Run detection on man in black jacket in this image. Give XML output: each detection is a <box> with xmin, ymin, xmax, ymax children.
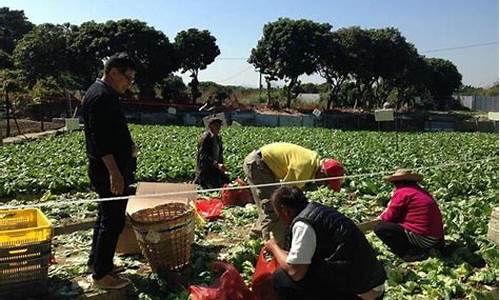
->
<box><xmin>81</xmin><ymin>53</ymin><xmax>137</xmax><ymax>289</ymax></box>
<box><xmin>194</xmin><ymin>117</ymin><xmax>228</xmax><ymax>188</ymax></box>
<box><xmin>264</xmin><ymin>187</ymin><xmax>386</xmax><ymax>300</ymax></box>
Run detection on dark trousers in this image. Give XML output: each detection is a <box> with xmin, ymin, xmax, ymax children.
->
<box><xmin>87</xmin><ymin>186</ymin><xmax>129</xmax><ymax>279</ymax></box>
<box><xmin>272</xmin><ymin>268</ymin><xmax>363</xmax><ymax>300</ymax></box>
<box><xmin>374</xmin><ymin>221</ymin><xmax>427</xmax><ymax>258</ymax></box>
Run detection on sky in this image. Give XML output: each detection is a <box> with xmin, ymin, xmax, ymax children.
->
<box><xmin>1</xmin><ymin>0</ymin><xmax>499</xmax><ymax>88</ymax></box>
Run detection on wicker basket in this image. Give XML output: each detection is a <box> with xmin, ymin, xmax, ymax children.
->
<box><xmin>129</xmin><ymin>202</ymin><xmax>194</xmax><ymax>272</ymax></box>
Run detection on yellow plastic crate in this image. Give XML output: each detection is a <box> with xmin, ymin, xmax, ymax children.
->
<box><xmin>0</xmin><ymin>209</ymin><xmax>52</xmax><ymax>248</ymax></box>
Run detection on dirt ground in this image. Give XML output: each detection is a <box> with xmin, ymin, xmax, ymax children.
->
<box><xmin>0</xmin><ymin>119</ymin><xmax>64</xmax><ymax>138</ymax></box>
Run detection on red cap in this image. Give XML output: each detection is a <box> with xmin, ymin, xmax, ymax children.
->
<box><xmin>321</xmin><ymin>159</ymin><xmax>344</xmax><ymax>192</ymax></box>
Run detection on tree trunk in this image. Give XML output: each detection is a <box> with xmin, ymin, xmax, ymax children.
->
<box><xmin>266</xmin><ymin>79</ymin><xmax>272</xmax><ymax>106</ymax></box>
<box><xmin>190</xmin><ymin>74</ymin><xmax>200</xmax><ymax>104</ymax></box>
<box><xmin>5</xmin><ymin>92</ymin><xmax>10</xmax><ymax>138</ymax></box>
<box><xmin>286</xmin><ymin>85</ymin><xmax>292</xmax><ymax>108</ymax></box>
<box><xmin>286</xmin><ymin>78</ymin><xmax>297</xmax><ymax>108</ymax></box>
<box><xmin>259</xmin><ymin>72</ymin><xmax>262</xmax><ymax>96</ymax></box>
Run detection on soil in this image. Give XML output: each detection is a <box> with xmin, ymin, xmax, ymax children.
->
<box><xmin>0</xmin><ymin>119</ymin><xmax>64</xmax><ymax>138</ymax></box>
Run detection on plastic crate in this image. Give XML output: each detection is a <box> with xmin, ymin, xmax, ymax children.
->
<box><xmin>0</xmin><ymin>208</ymin><xmax>52</xmax><ymax>248</ymax></box>
<box><xmin>0</xmin><ymin>209</ymin><xmax>52</xmax><ymax>299</ymax></box>
<box><xmin>0</xmin><ymin>252</ymin><xmax>50</xmax><ymax>299</ymax></box>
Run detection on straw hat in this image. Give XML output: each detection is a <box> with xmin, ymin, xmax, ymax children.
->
<box><xmin>207</xmin><ymin>116</ymin><xmax>223</xmax><ymax>125</ymax></box>
<box><xmin>384</xmin><ymin>169</ymin><xmax>423</xmax><ymax>183</ymax></box>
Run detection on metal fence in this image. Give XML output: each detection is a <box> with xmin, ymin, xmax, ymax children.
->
<box><xmin>455</xmin><ymin>95</ymin><xmax>499</xmax><ymax>112</ymax></box>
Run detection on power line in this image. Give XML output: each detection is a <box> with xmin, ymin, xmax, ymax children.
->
<box><xmin>421</xmin><ymin>41</ymin><xmax>498</xmax><ymax>53</ymax></box>
<box><xmin>217</xmin><ymin>66</ymin><xmax>254</xmax><ymax>83</ymax></box>
<box><xmin>214</xmin><ymin>41</ymin><xmax>499</xmax><ymax>60</ymax></box>
<box><xmin>216</xmin><ymin>57</ymin><xmax>248</xmax><ymax>60</ymax></box>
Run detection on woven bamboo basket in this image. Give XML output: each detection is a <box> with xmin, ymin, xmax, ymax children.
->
<box><xmin>129</xmin><ymin>202</ymin><xmax>194</xmax><ymax>272</ymax></box>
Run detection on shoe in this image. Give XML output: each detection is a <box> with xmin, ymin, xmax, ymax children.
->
<box><xmin>93</xmin><ymin>274</ymin><xmax>130</xmax><ymax>290</ymax></box>
<box><xmin>401</xmin><ymin>250</ymin><xmax>428</xmax><ymax>262</ymax></box>
<box><xmin>87</xmin><ymin>264</ymin><xmax>125</xmax><ymax>274</ymax></box>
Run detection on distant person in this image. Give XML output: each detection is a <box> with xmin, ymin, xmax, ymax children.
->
<box><xmin>374</xmin><ymin>169</ymin><xmax>445</xmax><ymax>261</ymax></box>
<box><xmin>81</xmin><ymin>53</ymin><xmax>138</xmax><ymax>289</ymax></box>
<box><xmin>243</xmin><ymin>142</ymin><xmax>344</xmax><ymax>247</ymax></box>
<box><xmin>194</xmin><ymin>117</ymin><xmax>229</xmax><ymax>189</ymax></box>
<box><xmin>265</xmin><ymin>187</ymin><xmax>386</xmax><ymax>300</ymax></box>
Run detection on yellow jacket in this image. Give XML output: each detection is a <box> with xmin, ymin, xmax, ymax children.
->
<box><xmin>260</xmin><ymin>143</ymin><xmax>321</xmax><ymax>189</ymax></box>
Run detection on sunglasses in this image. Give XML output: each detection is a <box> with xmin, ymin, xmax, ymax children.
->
<box><xmin>120</xmin><ymin>71</ymin><xmax>135</xmax><ymax>84</ymax></box>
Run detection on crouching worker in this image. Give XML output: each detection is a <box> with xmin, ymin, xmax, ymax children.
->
<box><xmin>244</xmin><ymin>142</ymin><xmax>344</xmax><ymax>247</ymax></box>
<box><xmin>374</xmin><ymin>169</ymin><xmax>444</xmax><ymax>262</ymax></box>
<box><xmin>264</xmin><ymin>187</ymin><xmax>386</xmax><ymax>300</ymax></box>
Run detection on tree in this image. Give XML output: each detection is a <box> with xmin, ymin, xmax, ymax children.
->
<box><xmin>249</xmin><ymin>18</ymin><xmax>332</xmax><ymax>107</ymax></box>
<box><xmin>71</xmin><ymin>19</ymin><xmax>177</xmax><ymax>97</ymax></box>
<box><xmin>12</xmin><ymin>23</ymin><xmax>74</xmax><ymax>85</ymax></box>
<box><xmin>0</xmin><ymin>7</ymin><xmax>33</xmax><ymax>54</ymax></box>
<box><xmin>159</xmin><ymin>75</ymin><xmax>188</xmax><ymax>102</ymax></box>
<box><xmin>484</xmin><ymin>82</ymin><xmax>499</xmax><ymax>96</ymax></box>
<box><xmin>332</xmin><ymin>26</ymin><xmax>375</xmax><ymax>109</ymax></box>
<box><xmin>390</xmin><ymin>54</ymin><xmax>429</xmax><ymax>109</ymax></box>
<box><xmin>30</xmin><ymin>76</ymin><xmax>65</xmax><ymax>130</ymax></box>
<box><xmin>66</xmin><ymin>21</ymin><xmax>106</xmax><ymax>89</ymax></box>
<box><xmin>0</xmin><ymin>69</ymin><xmax>26</xmax><ymax>137</ymax></box>
<box><xmin>316</xmin><ymin>31</ymin><xmax>350</xmax><ymax>109</ymax></box>
<box><xmin>423</xmin><ymin>57</ymin><xmax>462</xmax><ymax>109</ymax></box>
<box><xmin>175</xmin><ymin>28</ymin><xmax>220</xmax><ymax>103</ymax></box>
<box><xmin>0</xmin><ymin>49</ymin><xmax>11</xmax><ymax>69</ymax></box>
<box><xmin>369</xmin><ymin>27</ymin><xmax>421</xmax><ymax>108</ymax></box>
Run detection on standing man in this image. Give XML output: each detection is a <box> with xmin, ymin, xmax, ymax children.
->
<box><xmin>194</xmin><ymin>117</ymin><xmax>229</xmax><ymax>189</ymax></box>
<box><xmin>243</xmin><ymin>142</ymin><xmax>344</xmax><ymax>247</ymax></box>
<box><xmin>265</xmin><ymin>187</ymin><xmax>386</xmax><ymax>300</ymax></box>
<box><xmin>82</xmin><ymin>53</ymin><xmax>137</xmax><ymax>289</ymax></box>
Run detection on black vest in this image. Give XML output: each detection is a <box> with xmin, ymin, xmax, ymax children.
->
<box><xmin>290</xmin><ymin>202</ymin><xmax>386</xmax><ymax>293</ymax></box>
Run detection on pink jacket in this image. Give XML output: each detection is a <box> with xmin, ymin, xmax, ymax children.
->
<box><xmin>380</xmin><ymin>183</ymin><xmax>444</xmax><ymax>239</ymax></box>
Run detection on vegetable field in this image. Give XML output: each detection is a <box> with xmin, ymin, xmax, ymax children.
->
<box><xmin>1</xmin><ymin>125</ymin><xmax>498</xmax><ymax>299</ymax></box>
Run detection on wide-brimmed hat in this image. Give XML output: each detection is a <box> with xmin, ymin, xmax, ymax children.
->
<box><xmin>384</xmin><ymin>169</ymin><xmax>423</xmax><ymax>183</ymax></box>
<box><xmin>321</xmin><ymin>159</ymin><xmax>344</xmax><ymax>192</ymax></box>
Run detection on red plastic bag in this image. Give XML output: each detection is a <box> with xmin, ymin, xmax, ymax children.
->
<box><xmin>221</xmin><ymin>178</ymin><xmax>253</xmax><ymax>206</ymax></box>
<box><xmin>252</xmin><ymin>249</ymin><xmax>279</xmax><ymax>300</ymax></box>
<box><xmin>195</xmin><ymin>198</ymin><xmax>224</xmax><ymax>220</ymax></box>
<box><xmin>189</xmin><ymin>261</ymin><xmax>255</xmax><ymax>300</ymax></box>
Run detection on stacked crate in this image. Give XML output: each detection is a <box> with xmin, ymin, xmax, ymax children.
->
<box><xmin>0</xmin><ymin>208</ymin><xmax>53</xmax><ymax>299</ymax></box>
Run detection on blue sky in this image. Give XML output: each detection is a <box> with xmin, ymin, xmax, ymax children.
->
<box><xmin>1</xmin><ymin>0</ymin><xmax>498</xmax><ymax>87</ymax></box>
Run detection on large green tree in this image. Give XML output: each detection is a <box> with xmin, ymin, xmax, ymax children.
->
<box><xmin>12</xmin><ymin>23</ymin><xmax>75</xmax><ymax>86</ymax></box>
<box><xmin>0</xmin><ymin>49</ymin><xmax>11</xmax><ymax>69</ymax></box>
<box><xmin>71</xmin><ymin>19</ymin><xmax>177</xmax><ymax>97</ymax></box>
<box><xmin>159</xmin><ymin>75</ymin><xmax>188</xmax><ymax>102</ymax></box>
<box><xmin>0</xmin><ymin>7</ymin><xmax>33</xmax><ymax>54</ymax></box>
<box><xmin>424</xmin><ymin>57</ymin><xmax>462</xmax><ymax>109</ymax></box>
<box><xmin>175</xmin><ymin>28</ymin><xmax>220</xmax><ymax>103</ymax></box>
<box><xmin>249</xmin><ymin>18</ymin><xmax>332</xmax><ymax>107</ymax></box>
<box><xmin>332</xmin><ymin>26</ymin><xmax>374</xmax><ymax>109</ymax></box>
<box><xmin>369</xmin><ymin>27</ymin><xmax>421</xmax><ymax>108</ymax></box>
<box><xmin>316</xmin><ymin>31</ymin><xmax>350</xmax><ymax>109</ymax></box>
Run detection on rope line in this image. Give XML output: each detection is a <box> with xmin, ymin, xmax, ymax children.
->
<box><xmin>0</xmin><ymin>157</ymin><xmax>496</xmax><ymax>210</ymax></box>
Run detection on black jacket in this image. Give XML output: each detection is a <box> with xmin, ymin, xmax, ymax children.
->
<box><xmin>289</xmin><ymin>202</ymin><xmax>386</xmax><ymax>294</ymax></box>
<box><xmin>194</xmin><ymin>130</ymin><xmax>227</xmax><ymax>188</ymax></box>
<box><xmin>81</xmin><ymin>80</ymin><xmax>135</xmax><ymax>187</ymax></box>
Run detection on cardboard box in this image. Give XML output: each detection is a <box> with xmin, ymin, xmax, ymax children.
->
<box><xmin>487</xmin><ymin>207</ymin><xmax>498</xmax><ymax>245</ymax></box>
<box><xmin>115</xmin><ymin>182</ymin><xmax>197</xmax><ymax>255</ymax></box>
